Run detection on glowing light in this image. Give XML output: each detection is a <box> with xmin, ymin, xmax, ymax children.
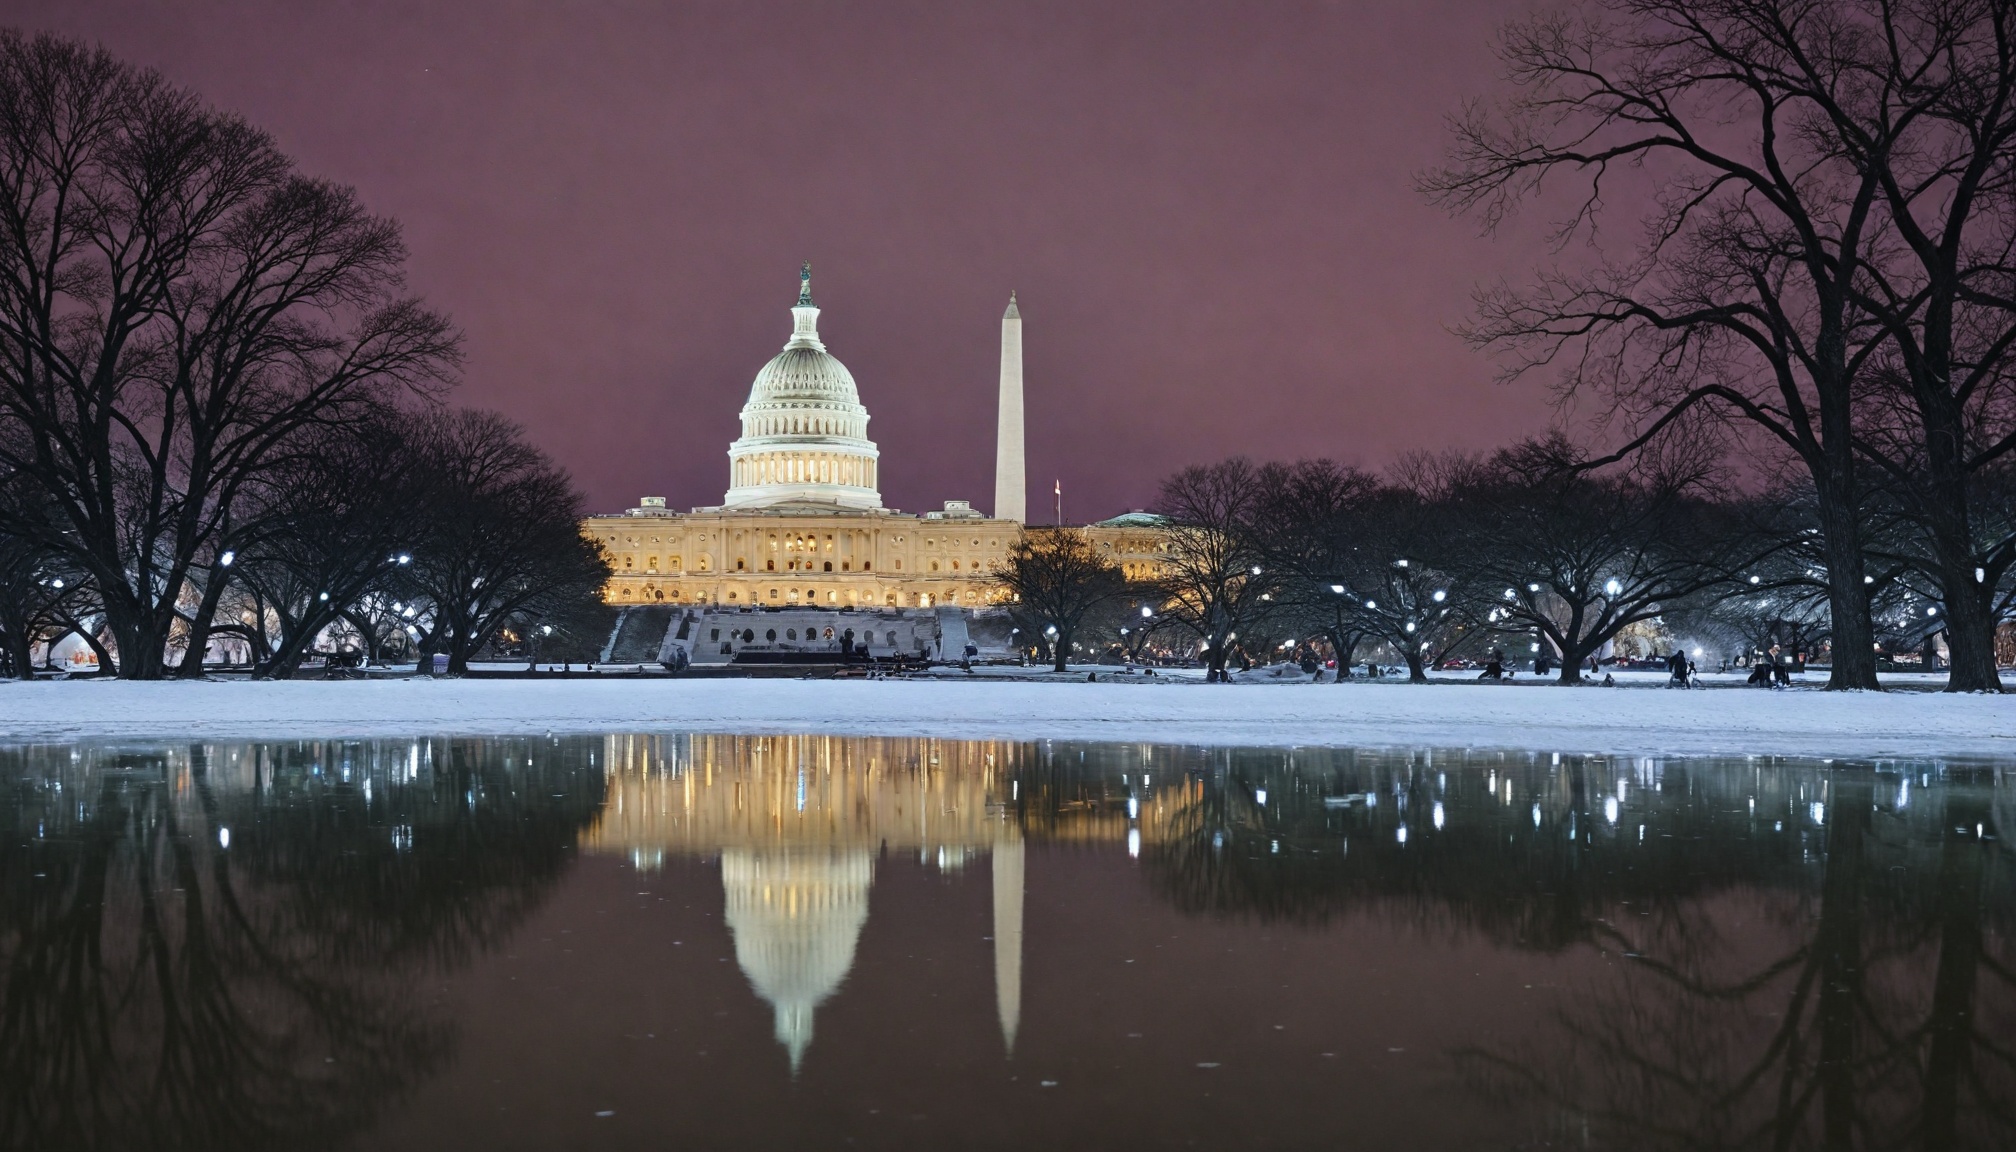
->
<box><xmin>1396</xmin><ymin>824</ymin><xmax>1409</xmax><ymax>845</ymax></box>
<box><xmin>1128</xmin><ymin>828</ymin><xmax>1141</xmax><ymax>858</ymax></box>
<box><xmin>1810</xmin><ymin>802</ymin><xmax>1826</xmax><ymax>825</ymax></box>
<box><xmin>1432</xmin><ymin>590</ymin><xmax>1446</xmax><ymax>602</ymax></box>
<box><xmin>217</xmin><ymin>826</ymin><xmax>230</xmax><ymax>849</ymax></box>
<box><xmin>1256</xmin><ymin>788</ymin><xmax>1268</xmax><ymax>805</ymax></box>
<box><xmin>1330</xmin><ymin>584</ymin><xmax>1346</xmax><ymax>594</ymax></box>
<box><xmin>1604</xmin><ymin>579</ymin><xmax>1622</xmax><ymax>596</ymax></box>
<box><xmin>1604</xmin><ymin>796</ymin><xmax>1618</xmax><ymax>824</ymax></box>
<box><xmin>1432</xmin><ymin>802</ymin><xmax>1445</xmax><ymax>830</ymax></box>
<box><xmin>1531</xmin><ymin>803</ymin><xmax>1542</xmax><ymax>827</ymax></box>
<box><xmin>218</xmin><ymin>550</ymin><xmax>235</xmax><ymax>567</ymax></box>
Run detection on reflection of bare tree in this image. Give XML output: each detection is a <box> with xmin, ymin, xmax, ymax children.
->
<box><xmin>1127</xmin><ymin>752</ymin><xmax>2015</xmax><ymax>1147</ymax></box>
<box><xmin>1455</xmin><ymin>776</ymin><xmax>2016</xmax><ymax>1151</ymax></box>
<box><xmin>0</xmin><ymin>738</ymin><xmax>605</xmax><ymax>1152</ymax></box>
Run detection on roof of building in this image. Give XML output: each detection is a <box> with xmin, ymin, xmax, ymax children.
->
<box><xmin>1093</xmin><ymin>511</ymin><xmax>1168</xmax><ymax>528</ymax></box>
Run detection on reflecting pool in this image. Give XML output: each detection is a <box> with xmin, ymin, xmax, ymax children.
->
<box><xmin>1</xmin><ymin>737</ymin><xmax>2010</xmax><ymax>1150</ymax></box>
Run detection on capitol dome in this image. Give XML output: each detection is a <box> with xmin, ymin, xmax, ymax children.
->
<box><xmin>721</xmin><ymin>265</ymin><xmax>883</xmax><ymax>511</ymax></box>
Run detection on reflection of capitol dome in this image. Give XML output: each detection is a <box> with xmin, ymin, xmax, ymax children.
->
<box><xmin>720</xmin><ymin>264</ymin><xmax>883</xmax><ymax>511</ymax></box>
<box><xmin>721</xmin><ymin>847</ymin><xmax>874</xmax><ymax>1073</ymax></box>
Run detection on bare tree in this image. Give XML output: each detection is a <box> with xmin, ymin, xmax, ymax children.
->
<box><xmin>990</xmin><ymin>527</ymin><xmax>1129</xmax><ymax>673</ymax></box>
<box><xmin>225</xmin><ymin>410</ymin><xmax>428</xmax><ymax>678</ymax></box>
<box><xmin>1154</xmin><ymin>458</ymin><xmax>1277</xmax><ymax>681</ymax></box>
<box><xmin>397</xmin><ymin>410</ymin><xmax>609</xmax><ymax>675</ymax></box>
<box><xmin>1436</xmin><ymin>436</ymin><xmax>1781</xmax><ymax>684</ymax></box>
<box><xmin>0</xmin><ymin>475</ymin><xmax>95</xmax><ymax>677</ymax></box>
<box><xmin>0</xmin><ymin>32</ymin><xmax>458</xmax><ymax>678</ymax></box>
<box><xmin>1250</xmin><ymin>460</ymin><xmax>1385</xmax><ymax>681</ymax></box>
<box><xmin>1422</xmin><ymin>1</ymin><xmax>1923</xmax><ymax>689</ymax></box>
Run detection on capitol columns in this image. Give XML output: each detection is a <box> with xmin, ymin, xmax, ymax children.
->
<box><xmin>994</xmin><ymin>293</ymin><xmax>1027</xmax><ymax>523</ymax></box>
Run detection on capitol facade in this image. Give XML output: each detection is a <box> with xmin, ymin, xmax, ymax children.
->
<box><xmin>583</xmin><ymin>266</ymin><xmax>1166</xmax><ymax>614</ymax></box>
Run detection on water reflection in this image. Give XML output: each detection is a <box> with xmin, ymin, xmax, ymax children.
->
<box><xmin>2</xmin><ymin>737</ymin><xmax>2010</xmax><ymax>1150</ymax></box>
<box><xmin>586</xmin><ymin>736</ymin><xmax>1024</xmax><ymax>1068</ymax></box>
<box><xmin>1130</xmin><ymin>749</ymin><xmax>2016</xmax><ymax>1150</ymax></box>
<box><xmin>0</xmin><ymin>739</ymin><xmax>604</xmax><ymax>1152</ymax></box>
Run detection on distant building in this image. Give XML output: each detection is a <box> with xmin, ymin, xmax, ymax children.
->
<box><xmin>581</xmin><ymin>265</ymin><xmax>1167</xmax><ymax>613</ymax></box>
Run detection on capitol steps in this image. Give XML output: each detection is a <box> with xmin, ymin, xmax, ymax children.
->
<box><xmin>601</xmin><ymin>605</ymin><xmax>676</xmax><ymax>665</ymax></box>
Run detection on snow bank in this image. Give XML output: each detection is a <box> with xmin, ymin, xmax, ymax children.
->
<box><xmin>0</xmin><ymin>675</ymin><xmax>2008</xmax><ymax>759</ymax></box>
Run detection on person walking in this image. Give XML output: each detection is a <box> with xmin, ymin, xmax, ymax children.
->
<box><xmin>1666</xmin><ymin>649</ymin><xmax>1689</xmax><ymax>688</ymax></box>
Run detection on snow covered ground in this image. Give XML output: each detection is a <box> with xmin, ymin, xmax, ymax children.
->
<box><xmin>0</xmin><ymin>672</ymin><xmax>2008</xmax><ymax>759</ymax></box>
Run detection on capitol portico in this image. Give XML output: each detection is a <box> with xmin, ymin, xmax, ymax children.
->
<box><xmin>584</xmin><ymin>266</ymin><xmax>1167</xmax><ymax>614</ymax></box>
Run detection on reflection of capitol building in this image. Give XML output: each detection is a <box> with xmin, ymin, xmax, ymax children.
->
<box><xmin>721</xmin><ymin>848</ymin><xmax>875</xmax><ymax>1071</ymax></box>
<box><xmin>586</xmin><ymin>735</ymin><xmax>1029</xmax><ymax>1071</ymax></box>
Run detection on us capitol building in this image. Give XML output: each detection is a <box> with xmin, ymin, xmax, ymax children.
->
<box><xmin>583</xmin><ymin>266</ymin><xmax>1166</xmax><ymax>616</ymax></box>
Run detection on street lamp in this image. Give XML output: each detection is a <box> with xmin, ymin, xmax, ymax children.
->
<box><xmin>218</xmin><ymin>550</ymin><xmax>235</xmax><ymax>567</ymax></box>
<box><xmin>1603</xmin><ymin>579</ymin><xmax>1622</xmax><ymax>596</ymax></box>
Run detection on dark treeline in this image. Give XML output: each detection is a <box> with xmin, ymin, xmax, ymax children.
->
<box><xmin>1149</xmin><ymin>437</ymin><xmax>1847</xmax><ymax>685</ymax></box>
<box><xmin>0</xmin><ymin>33</ymin><xmax>607</xmax><ymax>679</ymax></box>
<box><xmin>997</xmin><ymin>431</ymin><xmax>1985</xmax><ymax>689</ymax></box>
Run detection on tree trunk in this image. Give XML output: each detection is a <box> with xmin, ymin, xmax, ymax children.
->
<box><xmin>1401</xmin><ymin>650</ymin><xmax>1428</xmax><ymax>683</ymax></box>
<box><xmin>1326</xmin><ymin>628</ymin><xmax>1358</xmax><ymax>684</ymax></box>
<box><xmin>1814</xmin><ymin>775</ymin><xmax>1870</xmax><ymax>1147</ymax></box>
<box><xmin>1052</xmin><ymin>630</ymin><xmax>1069</xmax><ymax>674</ymax></box>
<box><xmin>1555</xmin><ymin>643</ymin><xmax>1587</xmax><ymax>685</ymax></box>
<box><xmin>2</xmin><ymin>627</ymin><xmax>33</xmax><ymax>680</ymax></box>
<box><xmin>1814</xmin><ymin>475</ymin><xmax>1880</xmax><ymax>689</ymax></box>
<box><xmin>174</xmin><ymin>571</ymin><xmax>233</xmax><ymax>678</ymax></box>
<box><xmin>1932</xmin><ymin>544</ymin><xmax>2002</xmax><ymax>692</ymax></box>
<box><xmin>1921</xmin><ymin>788</ymin><xmax>1986</xmax><ymax>1152</ymax></box>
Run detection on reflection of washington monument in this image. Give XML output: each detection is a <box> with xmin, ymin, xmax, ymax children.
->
<box><xmin>586</xmin><ymin>735</ymin><xmax>1029</xmax><ymax>1072</ymax></box>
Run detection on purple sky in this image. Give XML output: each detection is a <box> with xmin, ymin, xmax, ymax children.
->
<box><xmin>16</xmin><ymin>0</ymin><xmax>1559</xmax><ymax>520</ymax></box>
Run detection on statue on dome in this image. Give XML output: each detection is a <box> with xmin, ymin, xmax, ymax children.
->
<box><xmin>798</xmin><ymin>262</ymin><xmax>813</xmax><ymax>306</ymax></box>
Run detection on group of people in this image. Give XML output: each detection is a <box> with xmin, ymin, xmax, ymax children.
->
<box><xmin>1746</xmin><ymin>645</ymin><xmax>1795</xmax><ymax>688</ymax></box>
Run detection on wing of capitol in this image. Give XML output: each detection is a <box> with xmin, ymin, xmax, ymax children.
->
<box><xmin>581</xmin><ymin>265</ymin><xmax>1169</xmax><ymax>663</ymax></box>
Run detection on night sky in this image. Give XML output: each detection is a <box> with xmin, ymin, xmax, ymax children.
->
<box><xmin>13</xmin><ymin>0</ymin><xmax>1559</xmax><ymax>520</ymax></box>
